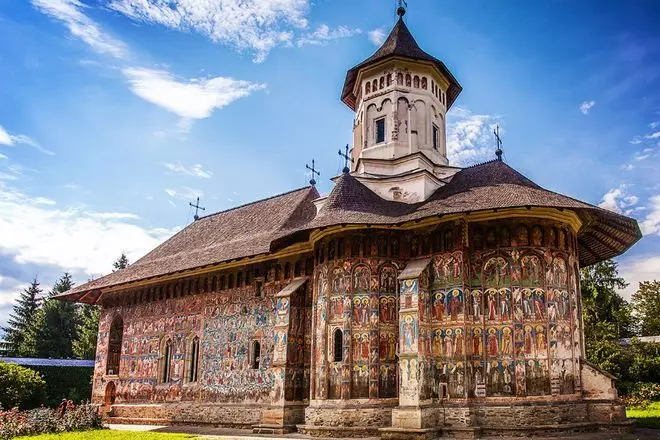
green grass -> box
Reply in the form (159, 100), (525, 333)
(627, 401), (660, 430)
(17, 431), (198, 440)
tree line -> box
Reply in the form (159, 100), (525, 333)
(1, 254), (129, 359)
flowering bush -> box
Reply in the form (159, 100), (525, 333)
(623, 383), (660, 409)
(0, 403), (102, 439)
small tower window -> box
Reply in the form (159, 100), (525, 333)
(365, 82), (371, 94)
(252, 341), (261, 369)
(375, 118), (385, 144)
(421, 77), (428, 89)
(405, 74), (411, 87)
(413, 75), (420, 88)
(432, 124), (439, 149)
(333, 328), (343, 362)
(379, 76), (385, 89)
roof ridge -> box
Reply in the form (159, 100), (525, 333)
(196, 185), (313, 221)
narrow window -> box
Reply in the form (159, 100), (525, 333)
(255, 279), (264, 298)
(237, 272), (243, 287)
(333, 329), (343, 362)
(365, 82), (371, 94)
(106, 316), (123, 375)
(161, 339), (172, 383)
(375, 118), (385, 144)
(433, 124), (439, 149)
(252, 341), (261, 369)
(188, 336), (200, 383)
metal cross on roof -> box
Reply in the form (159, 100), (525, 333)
(397, 0), (407, 17)
(189, 197), (206, 221)
(306, 159), (320, 186)
(338, 144), (354, 174)
(493, 124), (503, 162)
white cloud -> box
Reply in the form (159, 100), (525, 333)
(0, 181), (177, 276)
(630, 136), (642, 145)
(618, 255), (660, 300)
(0, 153), (6, 160)
(164, 187), (203, 201)
(0, 125), (55, 156)
(598, 185), (639, 213)
(122, 67), (265, 123)
(368, 28), (386, 46)
(633, 147), (656, 161)
(108, 0), (311, 62)
(447, 107), (503, 166)
(31, 0), (127, 59)
(163, 162), (213, 179)
(650, 121), (659, 130)
(296, 24), (361, 47)
(639, 195), (660, 236)
(645, 131), (660, 139)
(579, 100), (595, 115)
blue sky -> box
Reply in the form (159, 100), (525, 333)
(1, 0), (659, 330)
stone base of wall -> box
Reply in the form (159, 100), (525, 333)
(108, 403), (264, 428)
(300, 400), (396, 437)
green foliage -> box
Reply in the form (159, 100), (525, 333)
(624, 383), (660, 410)
(113, 253), (130, 272)
(31, 274), (79, 359)
(0, 363), (45, 410)
(0, 404), (102, 439)
(72, 307), (100, 360)
(28, 367), (93, 408)
(1, 279), (42, 357)
(631, 281), (660, 337)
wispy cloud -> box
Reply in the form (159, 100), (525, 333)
(645, 131), (660, 139)
(368, 28), (386, 46)
(579, 100), (595, 115)
(0, 125), (55, 156)
(31, 0), (127, 58)
(164, 187), (203, 201)
(0, 181), (176, 276)
(447, 106), (502, 166)
(639, 195), (660, 236)
(122, 67), (265, 125)
(296, 24), (361, 47)
(163, 162), (213, 179)
(598, 184), (639, 213)
(108, 0), (311, 63)
(618, 254), (660, 300)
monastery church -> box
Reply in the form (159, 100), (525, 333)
(59, 6), (642, 439)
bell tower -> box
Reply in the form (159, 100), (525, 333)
(341, 6), (462, 203)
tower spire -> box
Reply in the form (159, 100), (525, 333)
(494, 125), (503, 162)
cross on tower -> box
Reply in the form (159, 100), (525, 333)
(306, 159), (320, 186)
(189, 197), (205, 221)
(397, 0), (407, 17)
(338, 144), (354, 174)
(493, 124), (503, 162)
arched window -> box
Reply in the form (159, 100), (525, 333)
(372, 79), (378, 91)
(413, 75), (420, 88)
(333, 328), (343, 362)
(106, 316), (123, 375)
(405, 74), (411, 87)
(160, 338), (172, 383)
(252, 341), (261, 369)
(421, 77), (428, 89)
(386, 74), (392, 86)
(187, 336), (200, 383)
(365, 82), (371, 94)
(397, 72), (403, 85)
(379, 76), (385, 89)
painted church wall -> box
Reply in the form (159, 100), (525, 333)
(92, 258), (313, 408)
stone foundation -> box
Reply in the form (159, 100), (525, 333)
(299, 400), (396, 437)
(108, 403), (264, 427)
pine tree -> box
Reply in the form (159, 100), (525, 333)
(113, 253), (130, 271)
(73, 305), (100, 359)
(31, 273), (79, 359)
(1, 278), (42, 356)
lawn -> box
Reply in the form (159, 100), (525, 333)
(16, 431), (197, 440)
(627, 401), (660, 430)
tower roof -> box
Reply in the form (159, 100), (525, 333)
(341, 17), (462, 111)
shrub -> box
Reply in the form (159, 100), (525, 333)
(0, 363), (46, 410)
(624, 383), (660, 409)
(0, 404), (102, 440)
(29, 366), (93, 407)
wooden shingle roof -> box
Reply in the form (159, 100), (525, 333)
(58, 161), (641, 303)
